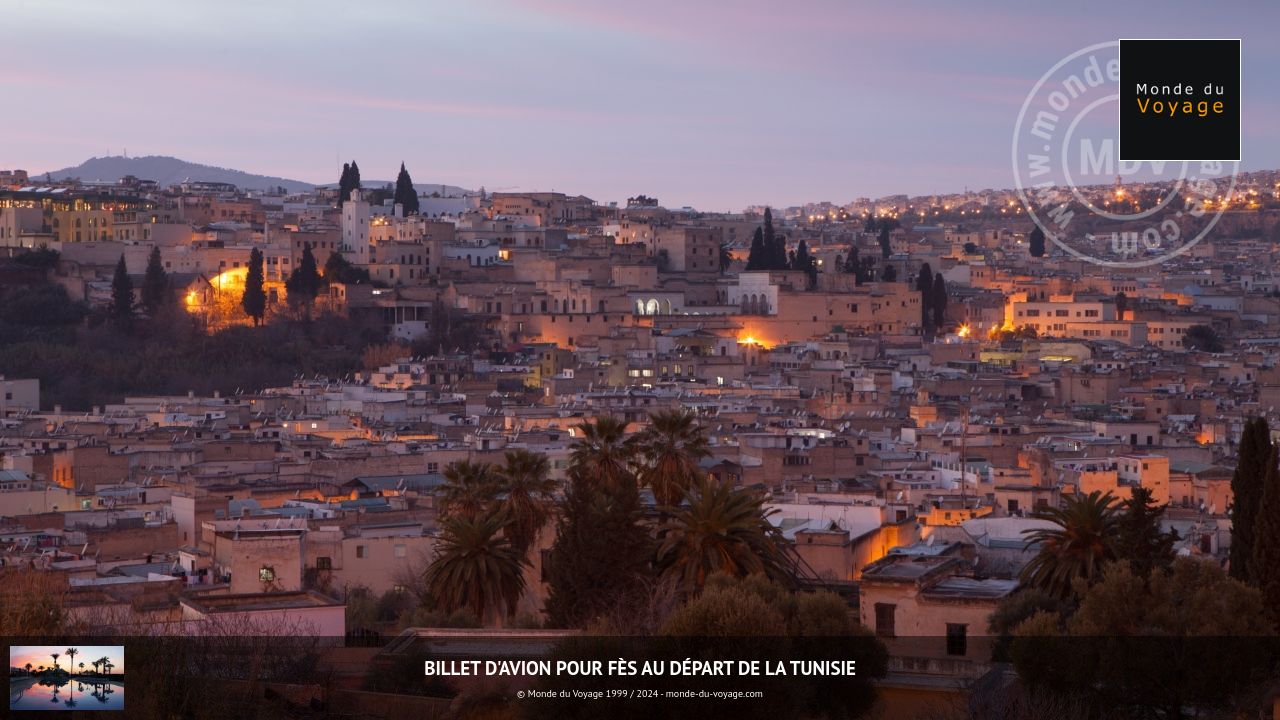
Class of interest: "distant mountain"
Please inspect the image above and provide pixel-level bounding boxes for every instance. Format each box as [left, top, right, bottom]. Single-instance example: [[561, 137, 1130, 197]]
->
[[43, 155, 316, 193], [42, 155, 474, 197]]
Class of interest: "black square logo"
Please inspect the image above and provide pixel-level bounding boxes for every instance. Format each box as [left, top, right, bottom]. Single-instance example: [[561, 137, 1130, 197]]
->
[[1119, 39, 1240, 161]]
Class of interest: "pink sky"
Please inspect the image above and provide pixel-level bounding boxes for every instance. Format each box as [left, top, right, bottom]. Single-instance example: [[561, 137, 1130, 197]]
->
[[10, 646, 124, 674]]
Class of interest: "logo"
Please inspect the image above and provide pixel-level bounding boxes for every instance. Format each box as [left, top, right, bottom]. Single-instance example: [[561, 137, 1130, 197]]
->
[[1012, 41, 1240, 267]]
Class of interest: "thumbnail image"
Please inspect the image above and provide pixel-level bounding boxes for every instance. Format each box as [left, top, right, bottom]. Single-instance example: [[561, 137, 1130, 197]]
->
[[9, 646, 125, 711]]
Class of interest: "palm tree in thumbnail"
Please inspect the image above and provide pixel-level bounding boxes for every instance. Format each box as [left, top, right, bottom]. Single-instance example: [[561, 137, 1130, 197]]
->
[[425, 509, 528, 622], [568, 416, 637, 496], [64, 648, 77, 675], [50, 652, 60, 673], [495, 448, 557, 554], [635, 409, 710, 508], [1020, 490, 1120, 599], [656, 477, 788, 593], [438, 460, 499, 519], [78, 662, 84, 675]]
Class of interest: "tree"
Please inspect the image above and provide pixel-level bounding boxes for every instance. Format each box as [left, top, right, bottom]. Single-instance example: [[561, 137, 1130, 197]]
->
[[881, 263, 897, 282], [1114, 486, 1177, 578], [438, 460, 499, 520], [109, 254, 133, 322], [393, 162, 420, 215], [762, 207, 786, 270], [963, 241, 978, 254], [285, 242, 323, 306], [338, 160, 362, 203], [64, 647, 78, 676], [878, 225, 891, 259], [1020, 491, 1120, 599], [1029, 225, 1046, 257], [1231, 416, 1271, 582], [635, 409, 709, 508], [656, 478, 789, 594], [931, 273, 948, 327], [140, 246, 169, 314], [241, 247, 266, 326], [1252, 443, 1280, 617], [745, 227, 766, 271], [916, 263, 934, 330], [718, 243, 733, 273], [323, 250, 372, 285], [1011, 560, 1275, 718], [567, 416, 637, 496], [1115, 291, 1128, 318], [424, 510, 528, 622], [544, 470, 653, 628], [1183, 324, 1224, 352], [495, 449, 557, 554], [50, 652, 60, 673]]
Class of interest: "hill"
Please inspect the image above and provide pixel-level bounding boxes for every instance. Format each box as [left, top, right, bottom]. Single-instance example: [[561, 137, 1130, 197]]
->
[[43, 156, 473, 196], [43, 155, 315, 192]]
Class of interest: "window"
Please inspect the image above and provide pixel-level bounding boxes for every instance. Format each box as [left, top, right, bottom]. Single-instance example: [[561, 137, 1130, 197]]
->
[[316, 556, 332, 570], [874, 603, 896, 638], [259, 566, 276, 583], [946, 623, 968, 656], [356, 545, 366, 559]]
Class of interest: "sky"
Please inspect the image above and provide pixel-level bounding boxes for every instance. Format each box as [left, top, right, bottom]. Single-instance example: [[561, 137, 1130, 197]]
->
[[2, 0, 1277, 210], [10, 645, 125, 674]]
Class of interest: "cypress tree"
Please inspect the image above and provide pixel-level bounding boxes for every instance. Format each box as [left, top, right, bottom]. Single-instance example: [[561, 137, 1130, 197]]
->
[[242, 247, 266, 326], [544, 475, 653, 628], [349, 160, 361, 195], [1116, 486, 1177, 578], [109, 254, 133, 321], [285, 242, 323, 306], [141, 246, 169, 314], [393, 162, 420, 215], [746, 227, 765, 271], [763, 208, 784, 270], [917, 263, 934, 330], [932, 274, 948, 327], [1029, 226, 1046, 257], [338, 162, 352, 203], [1253, 443, 1280, 618], [878, 225, 891, 259], [1231, 417, 1272, 582], [882, 263, 898, 282]]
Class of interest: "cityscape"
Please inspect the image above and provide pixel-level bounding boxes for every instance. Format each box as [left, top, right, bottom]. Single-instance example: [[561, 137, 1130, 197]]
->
[[4, 2, 1280, 719]]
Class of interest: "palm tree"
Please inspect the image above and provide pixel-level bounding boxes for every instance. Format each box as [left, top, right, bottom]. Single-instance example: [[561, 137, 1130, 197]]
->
[[635, 409, 710, 507], [438, 460, 499, 519], [50, 652, 60, 673], [1020, 490, 1121, 598], [102, 659, 114, 677], [78, 662, 84, 675], [94, 657, 107, 676], [568, 416, 637, 495], [64, 648, 77, 676], [656, 478, 789, 593], [495, 449, 557, 553], [24, 663, 31, 676], [425, 510, 529, 622]]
